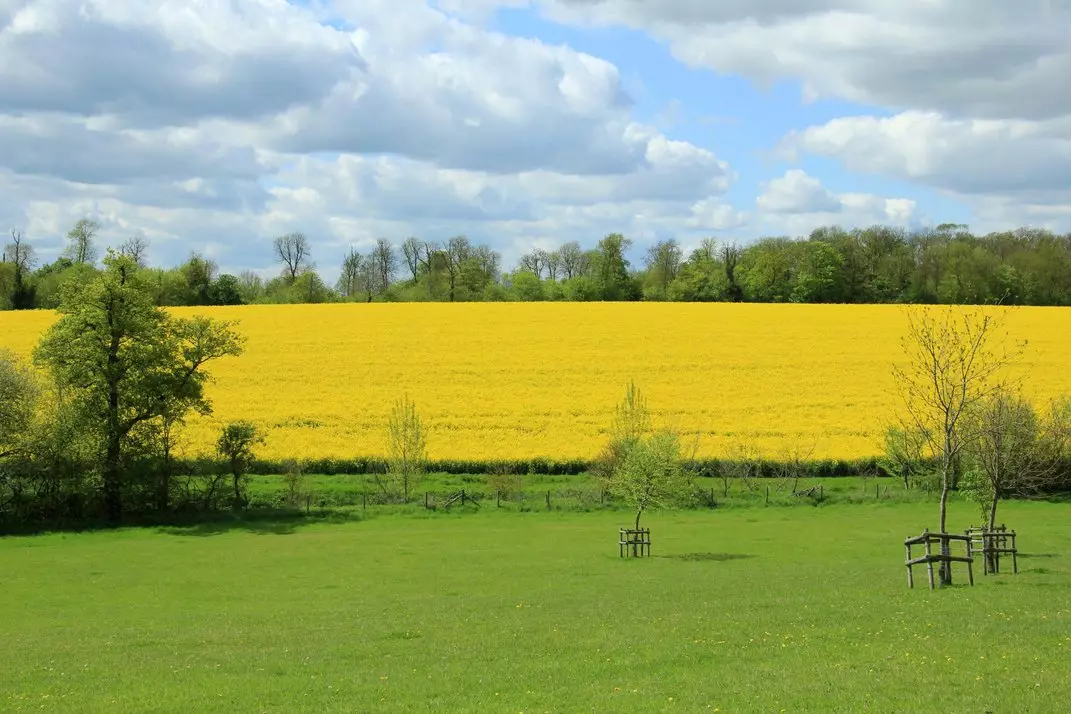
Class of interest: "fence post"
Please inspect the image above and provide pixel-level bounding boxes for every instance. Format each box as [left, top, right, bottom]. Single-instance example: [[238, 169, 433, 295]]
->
[[497, 490, 501, 508], [425, 492, 429, 509], [305, 494, 310, 514], [545, 491, 550, 510], [765, 485, 769, 505], [362, 492, 366, 510]]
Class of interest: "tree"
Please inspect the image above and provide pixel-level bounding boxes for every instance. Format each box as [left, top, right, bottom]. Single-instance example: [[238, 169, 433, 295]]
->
[[401, 237, 423, 281], [0, 350, 37, 461], [963, 390, 1071, 533], [118, 236, 149, 267], [518, 249, 550, 279], [273, 232, 312, 282], [237, 271, 265, 303], [557, 241, 587, 280], [337, 247, 364, 299], [371, 238, 397, 293], [609, 429, 691, 531], [891, 305, 1024, 584], [4, 228, 37, 309], [64, 218, 99, 265], [595, 233, 633, 300], [720, 242, 742, 301], [34, 252, 245, 523], [207, 274, 243, 306], [216, 421, 264, 509], [180, 252, 218, 305], [444, 236, 472, 301], [644, 239, 683, 296], [509, 270, 544, 301], [880, 425, 930, 490], [386, 395, 427, 503], [594, 380, 652, 484], [612, 380, 652, 445]]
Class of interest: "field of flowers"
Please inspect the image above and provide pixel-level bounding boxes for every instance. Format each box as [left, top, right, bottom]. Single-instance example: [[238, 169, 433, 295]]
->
[[4, 303, 1071, 461]]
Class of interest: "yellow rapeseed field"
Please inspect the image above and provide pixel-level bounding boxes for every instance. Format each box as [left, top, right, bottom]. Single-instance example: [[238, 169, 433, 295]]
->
[[3, 303, 1071, 461]]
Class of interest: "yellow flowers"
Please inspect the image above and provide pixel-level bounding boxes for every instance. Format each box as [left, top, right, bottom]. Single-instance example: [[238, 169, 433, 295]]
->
[[3, 303, 1071, 461]]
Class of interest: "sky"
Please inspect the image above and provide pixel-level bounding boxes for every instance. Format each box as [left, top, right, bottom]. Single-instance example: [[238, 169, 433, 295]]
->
[[1, 0, 1070, 280]]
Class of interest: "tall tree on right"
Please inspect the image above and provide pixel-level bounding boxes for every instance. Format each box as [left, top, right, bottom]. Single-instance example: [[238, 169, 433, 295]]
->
[[891, 305, 1025, 585]]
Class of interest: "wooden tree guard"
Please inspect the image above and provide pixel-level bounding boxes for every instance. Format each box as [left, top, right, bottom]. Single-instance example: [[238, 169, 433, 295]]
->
[[904, 529, 974, 589], [619, 528, 651, 558], [965, 524, 1018, 575]]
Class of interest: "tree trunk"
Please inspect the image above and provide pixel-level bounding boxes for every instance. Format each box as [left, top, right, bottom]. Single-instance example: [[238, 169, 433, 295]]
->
[[938, 445, 952, 585], [104, 433, 122, 525]]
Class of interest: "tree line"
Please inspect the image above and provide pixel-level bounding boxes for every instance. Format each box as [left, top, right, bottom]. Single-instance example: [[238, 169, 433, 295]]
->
[[3, 221, 1071, 310], [0, 249, 436, 529]]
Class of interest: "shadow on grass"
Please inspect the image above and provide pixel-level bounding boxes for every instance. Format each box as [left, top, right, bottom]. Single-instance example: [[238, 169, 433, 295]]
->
[[659, 552, 756, 562], [157, 510, 360, 537]]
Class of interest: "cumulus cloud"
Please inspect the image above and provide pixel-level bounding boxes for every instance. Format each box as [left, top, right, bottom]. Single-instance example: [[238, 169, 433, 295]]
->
[[541, 0, 1071, 121], [753, 169, 919, 234], [779, 112, 1071, 197], [536, 0, 1071, 225], [0, 0, 742, 274], [756, 169, 841, 214], [0, 0, 366, 125]]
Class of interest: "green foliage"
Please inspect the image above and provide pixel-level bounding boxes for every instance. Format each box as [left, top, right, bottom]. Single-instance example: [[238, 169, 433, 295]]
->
[[385, 396, 427, 503], [0, 351, 37, 458], [281, 458, 310, 508], [208, 274, 244, 305], [217, 421, 265, 509], [509, 270, 544, 301], [33, 252, 245, 521], [609, 429, 691, 528]]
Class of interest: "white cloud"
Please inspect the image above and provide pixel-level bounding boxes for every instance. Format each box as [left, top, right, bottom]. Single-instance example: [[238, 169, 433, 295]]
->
[[539, 0, 1071, 228], [753, 169, 919, 235], [756, 169, 840, 214], [0, 0, 739, 275], [779, 112, 1071, 197], [540, 0, 1071, 121]]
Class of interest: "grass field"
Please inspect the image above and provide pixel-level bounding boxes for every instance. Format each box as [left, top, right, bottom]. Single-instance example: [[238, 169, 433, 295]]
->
[[5, 303, 1071, 463], [3, 499, 1069, 712]]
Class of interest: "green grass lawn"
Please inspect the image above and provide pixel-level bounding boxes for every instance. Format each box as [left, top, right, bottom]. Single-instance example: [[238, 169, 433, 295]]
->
[[2, 499, 1070, 712]]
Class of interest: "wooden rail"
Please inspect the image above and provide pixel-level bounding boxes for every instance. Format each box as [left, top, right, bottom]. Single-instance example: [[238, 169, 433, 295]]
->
[[965, 525, 1018, 575], [904, 529, 974, 589], [619, 528, 651, 558]]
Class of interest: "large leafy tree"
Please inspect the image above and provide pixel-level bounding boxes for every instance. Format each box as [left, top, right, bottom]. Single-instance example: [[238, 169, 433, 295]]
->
[[34, 252, 244, 523]]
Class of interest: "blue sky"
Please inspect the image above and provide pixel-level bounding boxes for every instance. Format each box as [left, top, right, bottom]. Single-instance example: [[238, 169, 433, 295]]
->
[[0, 0, 1064, 276], [491, 5, 971, 229]]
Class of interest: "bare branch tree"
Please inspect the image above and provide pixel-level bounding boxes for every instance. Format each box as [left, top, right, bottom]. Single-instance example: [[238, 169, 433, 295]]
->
[[371, 238, 397, 293], [546, 250, 561, 280], [337, 247, 364, 299], [892, 305, 1025, 584], [557, 241, 585, 280], [119, 236, 149, 267], [401, 237, 423, 281], [518, 249, 549, 279], [273, 232, 312, 282], [720, 440, 761, 495], [443, 236, 471, 301], [5, 228, 35, 273]]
